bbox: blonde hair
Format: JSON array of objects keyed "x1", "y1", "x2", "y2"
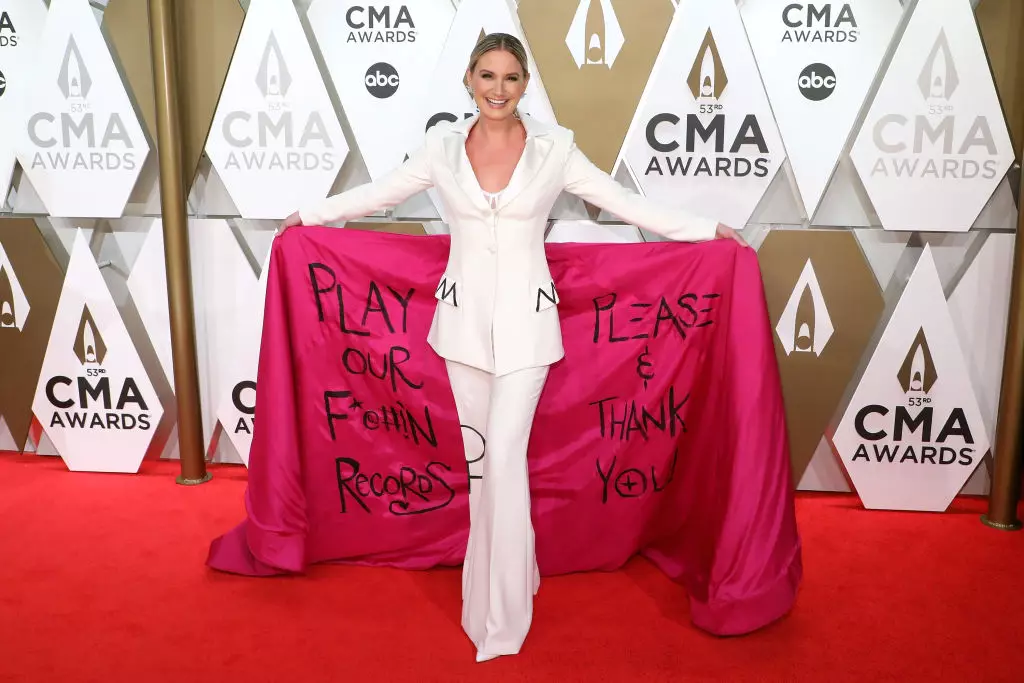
[{"x1": 464, "y1": 32, "x2": 530, "y2": 85}]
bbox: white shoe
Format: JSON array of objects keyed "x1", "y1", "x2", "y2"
[{"x1": 475, "y1": 651, "x2": 501, "y2": 663}]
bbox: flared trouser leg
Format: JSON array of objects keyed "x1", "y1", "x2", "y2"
[{"x1": 445, "y1": 360, "x2": 548, "y2": 662}]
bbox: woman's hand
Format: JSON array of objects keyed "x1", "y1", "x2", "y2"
[
  {"x1": 715, "y1": 223, "x2": 747, "y2": 246},
  {"x1": 278, "y1": 211, "x2": 302, "y2": 234}
]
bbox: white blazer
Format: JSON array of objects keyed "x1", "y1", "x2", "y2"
[{"x1": 298, "y1": 114, "x2": 718, "y2": 377}]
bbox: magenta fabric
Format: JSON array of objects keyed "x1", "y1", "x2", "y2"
[{"x1": 207, "y1": 226, "x2": 802, "y2": 636}]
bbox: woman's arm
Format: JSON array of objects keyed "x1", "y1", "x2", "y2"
[
  {"x1": 286, "y1": 143, "x2": 434, "y2": 228},
  {"x1": 562, "y1": 142, "x2": 738, "y2": 243}
]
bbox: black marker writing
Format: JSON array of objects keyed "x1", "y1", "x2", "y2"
[
  {"x1": 636, "y1": 345, "x2": 654, "y2": 389},
  {"x1": 340, "y1": 345, "x2": 423, "y2": 393},
  {"x1": 324, "y1": 390, "x2": 437, "y2": 447},
  {"x1": 590, "y1": 388, "x2": 689, "y2": 441},
  {"x1": 596, "y1": 449, "x2": 678, "y2": 503},
  {"x1": 308, "y1": 263, "x2": 414, "y2": 336},
  {"x1": 335, "y1": 457, "x2": 456, "y2": 515},
  {"x1": 592, "y1": 292, "x2": 720, "y2": 344}
]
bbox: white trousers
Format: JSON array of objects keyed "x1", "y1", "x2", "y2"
[{"x1": 445, "y1": 359, "x2": 549, "y2": 661}]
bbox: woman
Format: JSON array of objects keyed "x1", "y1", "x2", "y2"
[{"x1": 282, "y1": 33, "x2": 744, "y2": 662}]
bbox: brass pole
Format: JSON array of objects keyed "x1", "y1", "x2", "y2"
[
  {"x1": 148, "y1": 0, "x2": 210, "y2": 486},
  {"x1": 982, "y1": 159, "x2": 1024, "y2": 530}
]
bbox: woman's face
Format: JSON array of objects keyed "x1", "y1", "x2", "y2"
[{"x1": 466, "y1": 49, "x2": 529, "y2": 122}]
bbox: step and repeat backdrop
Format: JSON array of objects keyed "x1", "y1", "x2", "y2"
[{"x1": 0, "y1": 0, "x2": 1020, "y2": 512}]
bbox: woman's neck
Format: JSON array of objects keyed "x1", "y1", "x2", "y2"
[{"x1": 473, "y1": 114, "x2": 523, "y2": 142}]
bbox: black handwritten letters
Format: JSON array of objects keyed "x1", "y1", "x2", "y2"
[
  {"x1": 340, "y1": 346, "x2": 423, "y2": 393},
  {"x1": 636, "y1": 345, "x2": 654, "y2": 389},
  {"x1": 324, "y1": 390, "x2": 437, "y2": 447},
  {"x1": 592, "y1": 292, "x2": 720, "y2": 344},
  {"x1": 310, "y1": 262, "x2": 455, "y2": 517},
  {"x1": 590, "y1": 389, "x2": 689, "y2": 442},
  {"x1": 435, "y1": 276, "x2": 457, "y2": 307},
  {"x1": 596, "y1": 449, "x2": 678, "y2": 503},
  {"x1": 311, "y1": 261, "x2": 436, "y2": 448},
  {"x1": 309, "y1": 264, "x2": 719, "y2": 512},
  {"x1": 309, "y1": 263, "x2": 414, "y2": 337},
  {"x1": 461, "y1": 424, "x2": 486, "y2": 494},
  {"x1": 588, "y1": 289, "x2": 720, "y2": 503},
  {"x1": 590, "y1": 386, "x2": 687, "y2": 504},
  {"x1": 335, "y1": 457, "x2": 456, "y2": 515}
]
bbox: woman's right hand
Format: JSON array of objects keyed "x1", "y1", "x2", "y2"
[
  {"x1": 715, "y1": 223, "x2": 747, "y2": 246},
  {"x1": 278, "y1": 211, "x2": 302, "y2": 234}
]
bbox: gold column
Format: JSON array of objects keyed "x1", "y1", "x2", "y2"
[
  {"x1": 148, "y1": 0, "x2": 210, "y2": 485},
  {"x1": 983, "y1": 161, "x2": 1024, "y2": 530},
  {"x1": 981, "y1": 0, "x2": 1024, "y2": 529}
]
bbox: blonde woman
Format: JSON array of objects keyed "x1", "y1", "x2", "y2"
[{"x1": 281, "y1": 32, "x2": 743, "y2": 662}]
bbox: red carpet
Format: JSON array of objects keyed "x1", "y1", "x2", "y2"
[{"x1": 1, "y1": 454, "x2": 1022, "y2": 683}]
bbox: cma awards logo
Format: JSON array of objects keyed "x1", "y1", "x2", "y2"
[
  {"x1": 565, "y1": 0, "x2": 624, "y2": 69},
  {"x1": 73, "y1": 306, "x2": 106, "y2": 365},
  {"x1": 255, "y1": 33, "x2": 292, "y2": 100},
  {"x1": 781, "y1": 3, "x2": 859, "y2": 43},
  {"x1": 0, "y1": 258, "x2": 29, "y2": 332},
  {"x1": 850, "y1": 328, "x2": 975, "y2": 467},
  {"x1": 687, "y1": 30, "x2": 728, "y2": 101},
  {"x1": 642, "y1": 29, "x2": 770, "y2": 179},
  {"x1": 780, "y1": 5, "x2": 849, "y2": 101},
  {"x1": 775, "y1": 259, "x2": 833, "y2": 356},
  {"x1": 26, "y1": 36, "x2": 139, "y2": 173},
  {"x1": 0, "y1": 10, "x2": 18, "y2": 47},
  {"x1": 43, "y1": 306, "x2": 153, "y2": 432},
  {"x1": 918, "y1": 31, "x2": 958, "y2": 101},
  {"x1": 0, "y1": 69, "x2": 6, "y2": 98},
  {"x1": 867, "y1": 29, "x2": 1001, "y2": 181},
  {"x1": 58, "y1": 37, "x2": 92, "y2": 101},
  {"x1": 897, "y1": 329, "x2": 937, "y2": 395},
  {"x1": 345, "y1": 5, "x2": 417, "y2": 44},
  {"x1": 220, "y1": 32, "x2": 337, "y2": 173}
]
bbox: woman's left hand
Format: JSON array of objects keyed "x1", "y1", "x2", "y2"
[
  {"x1": 715, "y1": 223, "x2": 747, "y2": 246},
  {"x1": 278, "y1": 211, "x2": 302, "y2": 234}
]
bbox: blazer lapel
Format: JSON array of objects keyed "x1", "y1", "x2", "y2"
[
  {"x1": 442, "y1": 113, "x2": 556, "y2": 214},
  {"x1": 443, "y1": 115, "x2": 491, "y2": 213},
  {"x1": 495, "y1": 120, "x2": 554, "y2": 212}
]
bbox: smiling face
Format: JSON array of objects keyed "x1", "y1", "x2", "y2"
[{"x1": 465, "y1": 48, "x2": 529, "y2": 122}]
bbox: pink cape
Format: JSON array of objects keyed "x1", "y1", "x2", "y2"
[{"x1": 208, "y1": 227, "x2": 802, "y2": 636}]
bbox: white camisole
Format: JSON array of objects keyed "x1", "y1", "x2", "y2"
[{"x1": 482, "y1": 189, "x2": 503, "y2": 210}]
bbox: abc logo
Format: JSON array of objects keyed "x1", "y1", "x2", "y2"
[
  {"x1": 798, "y1": 63, "x2": 836, "y2": 101},
  {"x1": 364, "y1": 62, "x2": 399, "y2": 99}
]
